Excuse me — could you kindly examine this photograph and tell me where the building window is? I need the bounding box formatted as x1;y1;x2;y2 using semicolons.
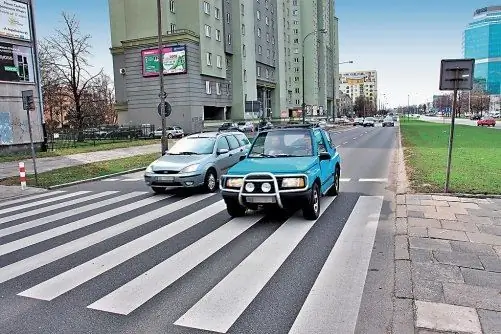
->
206;81;212;94
266;68;269;78
206;52;212;66
257;28;261;37
257;66;261;77
203;1;210;14
243;44;246;56
242;24;245;35
227;33;231;44
244;69;247;82
169;0;175;12
267;49;270;58
265;16;269;25
258;45;262;54
241;4;244;15
215;7;221;19
256;10;260;20
217;55;222;68
226;12;230;23
216;29;221;41
170;23;176;33
205;24;211;37
216;82;221;95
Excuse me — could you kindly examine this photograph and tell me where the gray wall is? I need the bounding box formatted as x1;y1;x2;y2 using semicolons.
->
117;41;231;133
0;0;43;152
222;0;233;54
254;0;278;69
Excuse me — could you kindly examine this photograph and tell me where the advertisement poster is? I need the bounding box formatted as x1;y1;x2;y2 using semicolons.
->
0;111;13;144
0;41;34;82
0;0;31;41
142;45;187;77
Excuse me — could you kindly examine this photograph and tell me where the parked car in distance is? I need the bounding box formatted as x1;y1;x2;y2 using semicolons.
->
151;126;184;139
144;131;251;194
237;121;255;132
218;122;241;132
353;118;364;126
477;117;496;127
382;116;395;127
220;125;341;220
363;117;376;127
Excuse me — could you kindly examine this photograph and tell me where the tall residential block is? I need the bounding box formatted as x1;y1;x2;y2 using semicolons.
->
108;0;339;132
464;6;501;95
339;70;378;108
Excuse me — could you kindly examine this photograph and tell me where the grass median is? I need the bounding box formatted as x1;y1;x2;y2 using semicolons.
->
0;153;160;189
400;119;501;194
0;139;161;163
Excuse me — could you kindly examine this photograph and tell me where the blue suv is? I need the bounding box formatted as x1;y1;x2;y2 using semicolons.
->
220;125;341;220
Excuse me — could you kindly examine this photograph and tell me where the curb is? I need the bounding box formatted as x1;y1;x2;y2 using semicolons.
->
47;167;147;190
422;192;501;199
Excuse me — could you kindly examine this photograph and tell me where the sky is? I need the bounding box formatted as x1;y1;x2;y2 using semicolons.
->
34;0;490;108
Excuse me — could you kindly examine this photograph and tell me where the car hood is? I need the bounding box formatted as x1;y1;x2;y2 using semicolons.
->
227;157;317;175
152;154;210;171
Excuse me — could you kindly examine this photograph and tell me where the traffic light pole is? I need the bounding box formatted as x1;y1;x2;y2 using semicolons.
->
157;0;168;155
26;99;38;186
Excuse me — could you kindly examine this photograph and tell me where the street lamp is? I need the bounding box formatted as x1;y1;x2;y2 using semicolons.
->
333;60;354;120
302;28;328;124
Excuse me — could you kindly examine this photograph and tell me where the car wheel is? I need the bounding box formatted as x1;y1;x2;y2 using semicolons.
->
203;169;218;193
303;182;320;220
152;186;168;194
168;133;173;139
327;166;340;196
226;200;246;217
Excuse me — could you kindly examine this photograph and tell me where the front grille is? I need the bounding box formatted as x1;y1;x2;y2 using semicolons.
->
153;170;179;174
245;174;273;180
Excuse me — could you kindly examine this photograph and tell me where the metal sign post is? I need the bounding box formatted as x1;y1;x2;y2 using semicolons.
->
439;59;475;193
22;90;38;186
157;0;168;155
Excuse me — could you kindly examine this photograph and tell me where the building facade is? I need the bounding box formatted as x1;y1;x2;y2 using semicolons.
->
108;0;339;131
0;0;43;153
464;6;501;95
339;70;378;107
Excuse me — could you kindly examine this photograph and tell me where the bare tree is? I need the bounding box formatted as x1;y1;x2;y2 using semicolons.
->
43;12;103;140
79;72;117;127
470;84;490;117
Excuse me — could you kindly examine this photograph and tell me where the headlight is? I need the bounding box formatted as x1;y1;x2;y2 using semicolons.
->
226;177;243;188
179;164;200;173
281;177;305;188
145;164;153;173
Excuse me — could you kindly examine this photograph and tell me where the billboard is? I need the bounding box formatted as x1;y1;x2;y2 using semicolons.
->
0;42;34;82
0;0;31;41
141;45;187;77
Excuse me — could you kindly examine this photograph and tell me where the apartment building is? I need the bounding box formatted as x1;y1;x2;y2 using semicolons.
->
339;70;378;107
108;0;339;131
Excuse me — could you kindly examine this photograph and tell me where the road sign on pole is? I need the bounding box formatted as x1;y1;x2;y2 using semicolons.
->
439;58;475;193
21;90;39;186
157;102;172;117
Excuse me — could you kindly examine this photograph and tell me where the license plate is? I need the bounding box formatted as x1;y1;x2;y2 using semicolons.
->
246;196;276;204
158;176;174;182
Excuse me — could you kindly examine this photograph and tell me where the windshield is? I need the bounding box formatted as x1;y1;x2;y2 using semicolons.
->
167;136;215;155
248;129;313;157
365;117;375;121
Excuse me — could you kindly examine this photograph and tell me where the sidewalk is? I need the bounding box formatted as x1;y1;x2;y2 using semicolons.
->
396;194;501;333
0;144;161;180
0;185;48;200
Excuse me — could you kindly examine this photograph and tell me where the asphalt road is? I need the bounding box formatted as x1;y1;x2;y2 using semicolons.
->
419;115;501;129
0;124;398;334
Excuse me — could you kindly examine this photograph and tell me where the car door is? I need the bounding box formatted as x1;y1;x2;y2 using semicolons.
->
314;129;333;191
234;132;252;155
215;136;232;174
224;135;242;167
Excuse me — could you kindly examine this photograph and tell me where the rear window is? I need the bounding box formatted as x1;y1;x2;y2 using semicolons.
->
235;133;250;146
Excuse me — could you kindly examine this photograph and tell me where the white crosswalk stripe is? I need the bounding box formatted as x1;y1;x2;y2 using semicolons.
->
0;188;385;333
0;190;66;208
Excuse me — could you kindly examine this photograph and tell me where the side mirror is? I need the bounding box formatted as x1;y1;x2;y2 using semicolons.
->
319;152;331;161
239;155;246;161
217;148;229;155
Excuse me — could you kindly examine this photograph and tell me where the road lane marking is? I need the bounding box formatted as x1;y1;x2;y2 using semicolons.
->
288;196;384;334
0;193;214;284
0;191;66;208
335;145;341;148
0;191;119;227
343;142;348;145
18;200;226;301
122;178;142;182
102;179;119;182
359;178;388;183
0;192;165;257
0;191;90;216
87;214;264;315
352;137;357;140
339;178;351;182
0;192;134;237
174;196;336;333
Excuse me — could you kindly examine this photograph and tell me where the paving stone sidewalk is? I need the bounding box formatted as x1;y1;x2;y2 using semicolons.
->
396;194;501;333
0;143;161;180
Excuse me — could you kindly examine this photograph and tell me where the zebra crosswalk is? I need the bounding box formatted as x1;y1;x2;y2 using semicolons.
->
0;189;384;333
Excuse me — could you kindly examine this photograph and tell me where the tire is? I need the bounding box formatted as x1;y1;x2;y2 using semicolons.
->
152;186;167;194
327;166;340;196
168;133;173;139
303;182;320;220
226;200;246;217
203;169;218;193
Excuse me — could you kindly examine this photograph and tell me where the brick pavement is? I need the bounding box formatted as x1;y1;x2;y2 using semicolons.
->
396;194;501;333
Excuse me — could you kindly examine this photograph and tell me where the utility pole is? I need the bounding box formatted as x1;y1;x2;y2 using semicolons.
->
157;0;167;154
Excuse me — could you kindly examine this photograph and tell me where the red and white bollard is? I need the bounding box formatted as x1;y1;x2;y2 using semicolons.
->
19;162;26;190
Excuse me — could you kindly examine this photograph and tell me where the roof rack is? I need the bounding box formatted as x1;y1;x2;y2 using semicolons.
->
273;123;320;129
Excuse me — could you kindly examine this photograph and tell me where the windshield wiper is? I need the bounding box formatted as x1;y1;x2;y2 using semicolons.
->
273;154;301;157
176;152;199;155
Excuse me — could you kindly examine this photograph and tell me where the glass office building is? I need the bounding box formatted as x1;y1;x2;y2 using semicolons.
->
464;6;501;94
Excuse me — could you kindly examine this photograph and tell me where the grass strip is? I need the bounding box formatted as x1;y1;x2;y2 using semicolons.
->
400;119;501;194
0;139;161;163
0;153;160;189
